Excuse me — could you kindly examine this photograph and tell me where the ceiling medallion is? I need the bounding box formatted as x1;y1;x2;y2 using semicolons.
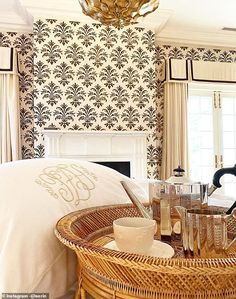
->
78;0;160;28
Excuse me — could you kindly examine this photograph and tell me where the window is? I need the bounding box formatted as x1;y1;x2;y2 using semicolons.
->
188;83;236;198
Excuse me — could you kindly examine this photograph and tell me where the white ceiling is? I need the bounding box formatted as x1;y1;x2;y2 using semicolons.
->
0;0;236;48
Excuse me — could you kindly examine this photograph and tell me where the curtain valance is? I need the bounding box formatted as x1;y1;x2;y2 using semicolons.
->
164;59;236;84
0;47;22;75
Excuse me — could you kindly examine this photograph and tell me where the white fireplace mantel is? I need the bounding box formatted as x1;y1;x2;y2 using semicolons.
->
43;130;150;179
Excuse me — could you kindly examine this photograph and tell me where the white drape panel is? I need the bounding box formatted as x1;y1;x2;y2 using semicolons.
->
161;82;189;180
0;74;21;163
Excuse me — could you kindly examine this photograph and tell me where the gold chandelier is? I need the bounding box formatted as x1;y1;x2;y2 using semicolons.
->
78;0;160;28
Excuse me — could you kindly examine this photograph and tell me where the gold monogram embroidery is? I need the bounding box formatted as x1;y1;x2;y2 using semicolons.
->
35;164;97;205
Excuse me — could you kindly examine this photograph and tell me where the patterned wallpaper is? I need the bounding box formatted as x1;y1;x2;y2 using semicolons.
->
33;19;158;178
2;23;236;178
0;32;34;159
31;19;236;178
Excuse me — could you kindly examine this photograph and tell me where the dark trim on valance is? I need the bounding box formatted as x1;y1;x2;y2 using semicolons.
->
0;48;13;72
169;58;188;81
165;59;236;84
190;60;236;84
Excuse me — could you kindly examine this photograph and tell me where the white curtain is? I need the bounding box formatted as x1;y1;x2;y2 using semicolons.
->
160;58;236;180
161;82;189;180
0;47;21;163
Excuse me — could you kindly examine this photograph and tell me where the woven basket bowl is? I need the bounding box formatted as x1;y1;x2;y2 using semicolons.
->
55;204;236;299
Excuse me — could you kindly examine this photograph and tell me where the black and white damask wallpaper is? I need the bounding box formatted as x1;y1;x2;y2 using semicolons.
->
0;32;34;159
33;19;158;177
2;22;236;178
33;18;236;178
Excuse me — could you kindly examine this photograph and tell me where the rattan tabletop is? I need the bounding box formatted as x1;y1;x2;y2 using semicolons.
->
55;203;236;299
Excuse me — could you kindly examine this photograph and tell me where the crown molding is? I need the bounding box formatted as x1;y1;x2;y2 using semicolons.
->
15;0;33;26
20;0;98;24
137;9;173;32
25;6;172;31
0;23;32;32
1;1;172;33
0;0;32;32
156;29;236;49
1;0;236;50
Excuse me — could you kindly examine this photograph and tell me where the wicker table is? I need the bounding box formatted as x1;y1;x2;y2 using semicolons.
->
55;204;236;299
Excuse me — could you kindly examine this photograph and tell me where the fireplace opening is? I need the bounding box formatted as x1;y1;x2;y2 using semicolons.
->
94;161;130;177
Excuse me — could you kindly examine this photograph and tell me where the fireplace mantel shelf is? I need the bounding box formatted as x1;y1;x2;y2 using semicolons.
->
42;130;150;178
43;130;150;137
